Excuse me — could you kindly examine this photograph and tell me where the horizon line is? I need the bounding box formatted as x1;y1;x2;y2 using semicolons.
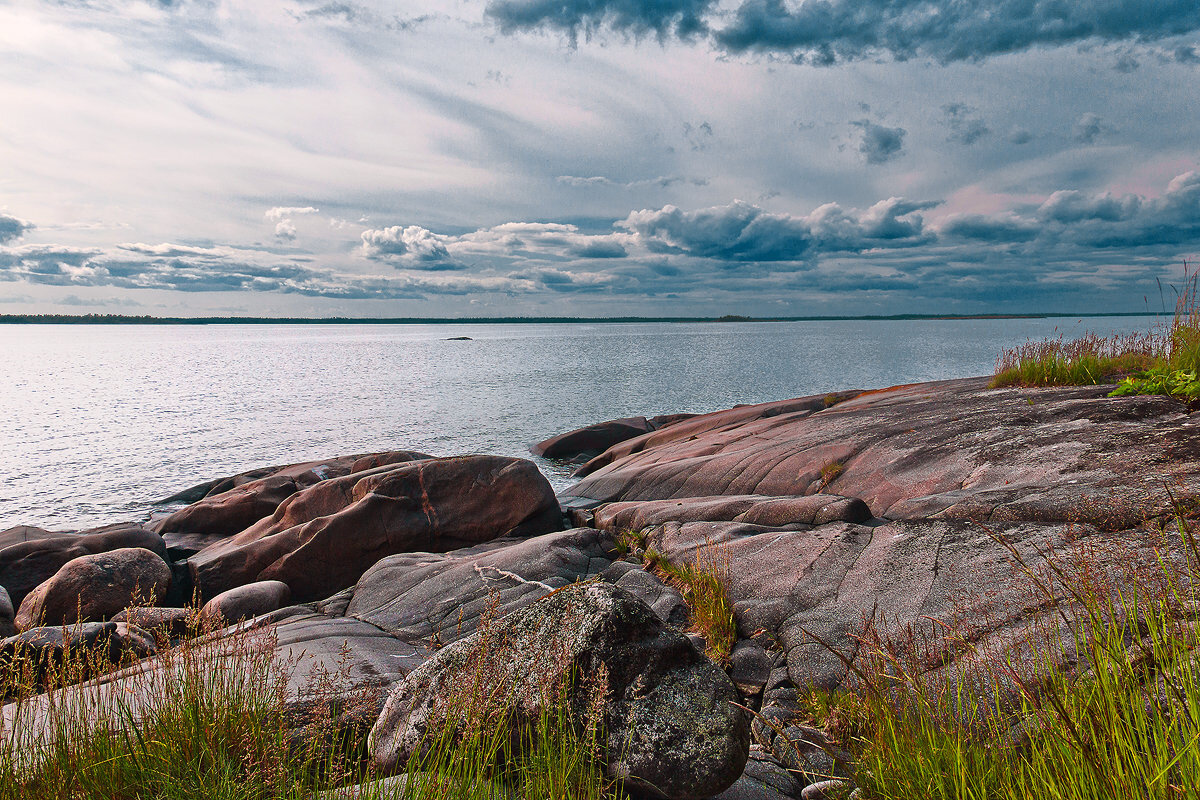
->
0;311;1163;325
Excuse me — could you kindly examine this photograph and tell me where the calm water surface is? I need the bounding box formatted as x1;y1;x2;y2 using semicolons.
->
0;317;1160;529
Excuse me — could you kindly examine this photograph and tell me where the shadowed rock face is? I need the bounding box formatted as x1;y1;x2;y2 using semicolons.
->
0;524;168;609
153;451;431;538
369;581;749;800
188;455;564;602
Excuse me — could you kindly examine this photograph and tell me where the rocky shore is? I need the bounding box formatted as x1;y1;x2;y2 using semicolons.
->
2;375;1198;798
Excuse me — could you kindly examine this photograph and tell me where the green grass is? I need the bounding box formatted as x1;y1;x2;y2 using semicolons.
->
0;612;623;799
992;261;1199;397
785;495;1200;800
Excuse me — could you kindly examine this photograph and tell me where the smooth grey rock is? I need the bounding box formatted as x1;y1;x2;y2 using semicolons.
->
369;582;749;800
729;640;773;698
800;779;854;800
199;580;291;626
15;547;171;631
711;751;802;799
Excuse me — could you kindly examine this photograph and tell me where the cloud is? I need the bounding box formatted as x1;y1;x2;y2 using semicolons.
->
265;206;319;221
1073;112;1108;144
942;103;990;145
1007;127;1034;145
0;214;33;244
712;0;1200;65
485;0;715;43
360;225;459;269
851;120;906;165
937;170;1200;249
556;174;708;189
264;207;319;241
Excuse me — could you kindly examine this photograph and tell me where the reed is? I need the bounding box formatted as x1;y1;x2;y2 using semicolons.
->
992;261;1198;395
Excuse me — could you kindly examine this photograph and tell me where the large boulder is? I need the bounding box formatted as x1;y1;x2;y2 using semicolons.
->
188;455;562;602
199;580;291;627
0;523;168;609
15;547;171;631
369;581;749;799
153;451;430;538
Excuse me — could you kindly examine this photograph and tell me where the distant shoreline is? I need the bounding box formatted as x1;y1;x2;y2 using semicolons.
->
0;312;1161;325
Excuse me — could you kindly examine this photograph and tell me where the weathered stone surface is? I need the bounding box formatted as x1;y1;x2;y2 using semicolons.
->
189;455;562;602
154;451;430;538
560;379;1200;700
346;527;618;643
369;582;749;800
15;547;171;631
0;526;62;550
593;494;871;533
111;606;194;638
0;586;14;638
199;580;291;626
0;523;167;609
533;414;699;462
567;378;1198;526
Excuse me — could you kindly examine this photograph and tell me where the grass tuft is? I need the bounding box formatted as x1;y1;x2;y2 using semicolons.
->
992;261;1198;396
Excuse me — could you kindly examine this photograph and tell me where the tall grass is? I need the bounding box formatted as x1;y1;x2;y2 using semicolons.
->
614;528;738;665
790;496;1200;800
0;611;623;799
992;261;1198;390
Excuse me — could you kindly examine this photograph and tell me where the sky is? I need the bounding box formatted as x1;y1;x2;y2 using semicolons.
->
1;0;1198;318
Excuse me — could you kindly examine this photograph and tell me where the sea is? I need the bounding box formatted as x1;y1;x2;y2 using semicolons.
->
0;316;1162;531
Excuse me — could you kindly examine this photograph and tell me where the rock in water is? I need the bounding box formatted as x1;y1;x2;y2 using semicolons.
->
530;416;655;459
15;547;171;631
199;580;291;627
368;581;748;800
0;523;167;609
189;455;562;602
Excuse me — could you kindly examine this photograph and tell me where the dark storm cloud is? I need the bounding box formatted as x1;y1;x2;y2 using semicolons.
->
712;0;1200;64
851;120;906;165
939;213;1040;242
617;197;936;262
485;0;714;42
0;214;33;244
573;240;628;258
939;171;1200;249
